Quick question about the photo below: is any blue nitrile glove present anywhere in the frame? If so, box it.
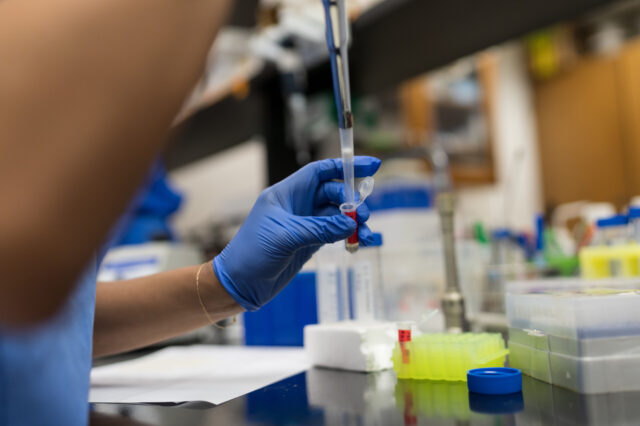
[213,156,381,311]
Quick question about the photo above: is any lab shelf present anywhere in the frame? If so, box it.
[167,0,620,183]
[310,0,619,96]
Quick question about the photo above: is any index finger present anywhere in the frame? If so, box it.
[316,156,381,182]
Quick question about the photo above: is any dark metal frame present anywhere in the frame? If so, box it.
[167,0,618,184]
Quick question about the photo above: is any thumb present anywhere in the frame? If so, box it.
[288,214,356,246]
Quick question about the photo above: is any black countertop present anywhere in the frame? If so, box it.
[91,367,640,425]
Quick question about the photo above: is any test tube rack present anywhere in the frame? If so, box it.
[392,333,509,381]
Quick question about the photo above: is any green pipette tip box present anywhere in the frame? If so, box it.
[392,333,509,381]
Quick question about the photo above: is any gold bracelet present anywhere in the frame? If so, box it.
[196,262,238,330]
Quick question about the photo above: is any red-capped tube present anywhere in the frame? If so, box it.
[341,204,359,253]
[398,329,412,343]
[398,323,412,365]
[345,210,358,243]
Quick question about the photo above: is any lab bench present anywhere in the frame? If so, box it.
[91,354,640,425]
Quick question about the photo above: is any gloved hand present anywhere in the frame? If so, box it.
[213,156,381,311]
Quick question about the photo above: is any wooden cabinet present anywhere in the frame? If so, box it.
[535,39,640,209]
[618,40,640,198]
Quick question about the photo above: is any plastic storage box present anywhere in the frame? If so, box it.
[506,279,640,394]
[506,279,640,339]
[510,339,640,394]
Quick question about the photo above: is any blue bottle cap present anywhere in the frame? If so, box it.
[492,228,511,240]
[467,367,522,395]
[629,207,640,219]
[596,214,628,228]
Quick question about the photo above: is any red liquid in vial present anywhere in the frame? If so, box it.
[343,209,359,246]
[399,329,411,364]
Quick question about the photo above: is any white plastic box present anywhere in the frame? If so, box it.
[506,279,640,340]
[506,279,640,394]
[510,338,640,394]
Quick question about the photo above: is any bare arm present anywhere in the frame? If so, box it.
[93,262,242,358]
[0,0,231,326]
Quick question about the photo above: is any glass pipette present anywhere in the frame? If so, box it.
[322,0,358,252]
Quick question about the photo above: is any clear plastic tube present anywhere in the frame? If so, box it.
[337,0,351,113]
[315,242,351,323]
[339,202,358,253]
[339,127,355,206]
[350,239,384,322]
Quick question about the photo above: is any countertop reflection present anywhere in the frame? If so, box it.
[91,367,640,425]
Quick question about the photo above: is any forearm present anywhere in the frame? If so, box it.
[0,0,231,325]
[93,263,242,358]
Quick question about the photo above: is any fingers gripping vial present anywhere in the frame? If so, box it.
[212,157,379,312]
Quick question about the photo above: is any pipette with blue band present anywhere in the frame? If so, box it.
[321,0,359,252]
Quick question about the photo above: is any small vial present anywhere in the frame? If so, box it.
[340,203,359,253]
[398,322,412,365]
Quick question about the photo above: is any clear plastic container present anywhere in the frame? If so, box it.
[350,233,384,321]
[315,233,385,323]
[592,214,629,246]
[506,279,640,393]
[315,242,350,324]
[506,279,640,339]
[377,239,488,324]
[509,340,640,394]
[509,327,640,358]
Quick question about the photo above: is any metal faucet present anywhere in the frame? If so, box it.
[430,142,470,333]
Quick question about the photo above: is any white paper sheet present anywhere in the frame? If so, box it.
[90,345,309,404]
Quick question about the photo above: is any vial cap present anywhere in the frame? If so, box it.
[358,177,375,200]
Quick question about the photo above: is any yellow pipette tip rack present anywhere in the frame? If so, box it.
[392,333,509,381]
